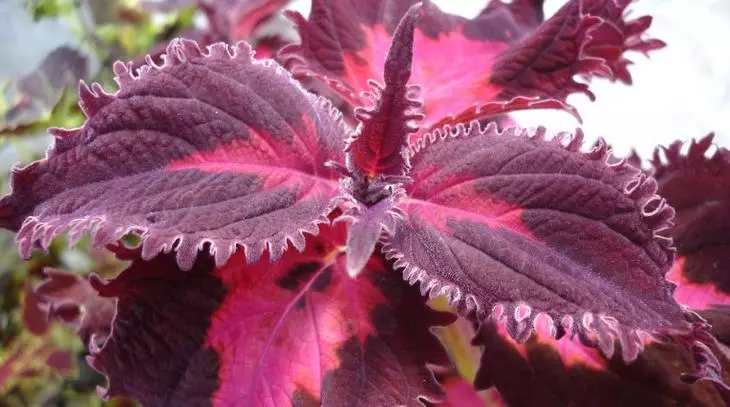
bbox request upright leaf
[0,39,348,270]
[86,225,454,407]
[346,2,423,179]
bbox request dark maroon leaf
[488,0,664,102]
[23,283,50,336]
[385,121,685,361]
[35,268,116,347]
[699,306,730,346]
[86,224,453,406]
[650,134,730,310]
[0,38,348,270]
[473,322,727,407]
[346,3,423,179]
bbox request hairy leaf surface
[346,3,422,178]
[386,122,685,361]
[0,39,348,270]
[87,224,453,407]
[281,0,661,128]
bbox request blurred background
[0,0,728,405]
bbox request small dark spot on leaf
[292,387,320,407]
[277,262,321,291]
[311,266,333,293]
[146,213,157,223]
[314,242,326,254]
[371,304,397,334]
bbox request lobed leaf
[86,224,454,407]
[0,38,349,270]
[280,0,661,129]
[385,121,685,362]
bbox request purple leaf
[342,189,405,277]
[199,0,292,41]
[0,38,348,270]
[35,268,116,346]
[385,121,685,361]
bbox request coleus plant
[1,0,729,406]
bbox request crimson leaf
[281,0,662,129]
[86,224,453,406]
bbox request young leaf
[0,39,348,270]
[650,135,730,310]
[385,122,685,361]
[281,0,662,128]
[86,224,454,406]
[473,322,728,407]
[345,2,423,179]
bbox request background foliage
[0,1,197,405]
